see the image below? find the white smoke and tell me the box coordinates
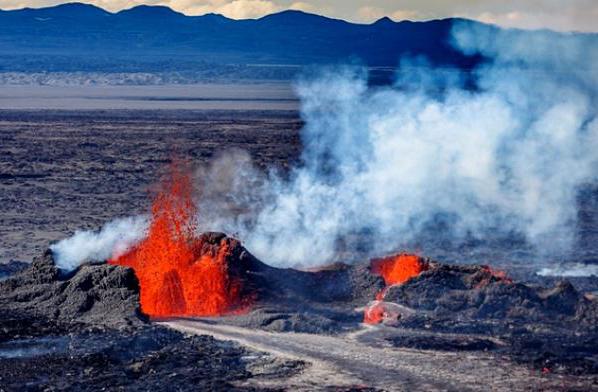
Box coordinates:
[198,22,598,267]
[537,264,598,278]
[51,22,598,270]
[50,216,149,271]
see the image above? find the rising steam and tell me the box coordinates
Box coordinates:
[52,21,598,271]
[50,216,148,270]
[200,22,598,267]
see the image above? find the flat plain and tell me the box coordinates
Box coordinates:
[1,83,596,276]
[0,105,302,264]
[1,84,597,391]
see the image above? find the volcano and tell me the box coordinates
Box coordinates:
[2,230,598,387]
[3,166,597,389]
[92,167,598,343]
[108,165,255,317]
[107,164,383,320]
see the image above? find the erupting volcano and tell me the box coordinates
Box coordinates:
[364,254,429,324]
[371,253,429,300]
[109,165,251,318]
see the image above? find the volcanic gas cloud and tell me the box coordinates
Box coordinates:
[109,166,250,318]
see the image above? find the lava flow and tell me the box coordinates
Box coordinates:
[109,165,249,318]
[474,265,513,288]
[364,253,429,324]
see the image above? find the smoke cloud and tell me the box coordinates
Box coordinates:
[537,263,598,278]
[198,22,598,267]
[52,21,597,271]
[50,216,148,270]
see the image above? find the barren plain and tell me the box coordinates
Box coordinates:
[1,84,597,391]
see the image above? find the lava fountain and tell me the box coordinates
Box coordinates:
[370,254,429,287]
[364,253,429,324]
[109,164,250,318]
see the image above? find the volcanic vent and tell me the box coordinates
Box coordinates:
[109,166,254,318]
[364,254,429,324]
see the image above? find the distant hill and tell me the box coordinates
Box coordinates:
[0,2,483,74]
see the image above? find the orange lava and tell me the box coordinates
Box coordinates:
[363,301,386,324]
[365,253,429,324]
[363,303,384,324]
[363,301,405,324]
[481,265,512,282]
[109,164,248,318]
[474,265,512,288]
[370,254,429,286]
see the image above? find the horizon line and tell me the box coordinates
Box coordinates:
[1,2,594,34]
[0,1,481,26]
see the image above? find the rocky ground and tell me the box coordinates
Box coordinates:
[1,108,597,390]
[0,326,304,392]
[0,249,306,391]
[0,109,301,263]
[171,236,598,379]
[166,320,598,391]
[1,238,597,390]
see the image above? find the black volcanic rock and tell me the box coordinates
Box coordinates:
[378,263,598,374]
[0,249,145,330]
[4,232,597,340]
[383,263,598,331]
[173,233,598,336]
[0,324,304,391]
[186,232,382,333]
[0,260,28,280]
[0,244,305,390]
[0,234,381,336]
[1,234,597,379]
[202,231,384,305]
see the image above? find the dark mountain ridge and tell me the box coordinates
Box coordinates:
[0,2,481,72]
[2,3,595,76]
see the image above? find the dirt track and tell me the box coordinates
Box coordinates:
[163,319,596,391]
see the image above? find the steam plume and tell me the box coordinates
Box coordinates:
[200,22,598,267]
[52,22,597,271]
[50,216,148,270]
[537,264,598,278]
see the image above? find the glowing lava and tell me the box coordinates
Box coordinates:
[370,254,429,286]
[365,253,429,324]
[363,301,393,324]
[363,301,411,324]
[474,265,513,288]
[109,164,249,318]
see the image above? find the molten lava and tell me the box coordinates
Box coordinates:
[365,253,429,324]
[109,165,249,318]
[481,265,511,281]
[363,301,408,324]
[363,301,385,324]
[370,253,429,286]
[474,265,513,288]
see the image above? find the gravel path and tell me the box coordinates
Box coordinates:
[163,319,596,391]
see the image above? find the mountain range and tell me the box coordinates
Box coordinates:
[0,3,483,73]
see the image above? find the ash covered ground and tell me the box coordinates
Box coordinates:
[1,109,598,391]
[0,109,301,263]
[1,109,596,284]
[0,250,306,391]
[2,233,598,390]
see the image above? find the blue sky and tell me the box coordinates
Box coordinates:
[0,0,596,32]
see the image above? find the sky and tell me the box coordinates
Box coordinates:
[0,0,596,32]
